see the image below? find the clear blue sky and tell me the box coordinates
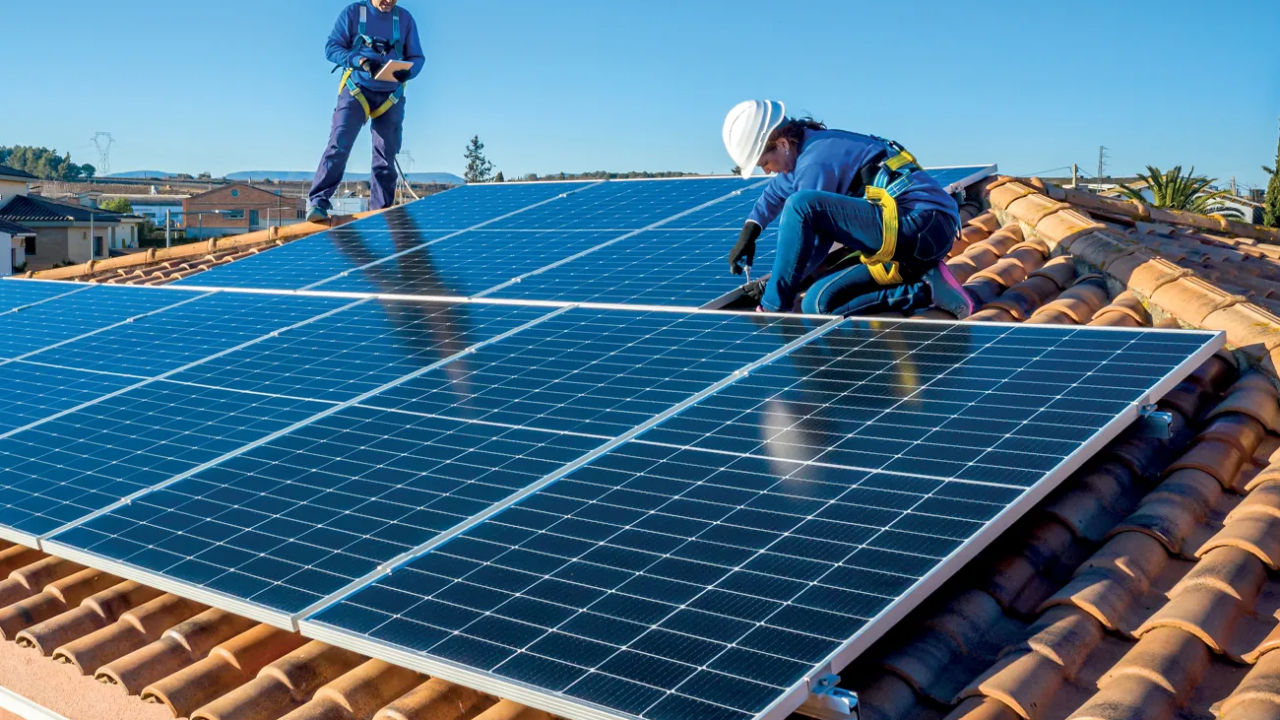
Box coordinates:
[3,0,1277,188]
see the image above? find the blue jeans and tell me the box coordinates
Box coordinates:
[761,189,958,315]
[309,86,406,212]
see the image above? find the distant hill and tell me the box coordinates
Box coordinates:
[108,171,178,179]
[226,170,465,185]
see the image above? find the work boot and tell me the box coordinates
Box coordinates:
[306,205,329,224]
[923,261,974,319]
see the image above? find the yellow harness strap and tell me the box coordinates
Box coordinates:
[339,69,401,121]
[861,186,904,286]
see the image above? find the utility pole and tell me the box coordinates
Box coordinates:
[1097,146,1108,188]
[165,209,172,248]
[1232,176,1238,196]
[1071,163,1079,189]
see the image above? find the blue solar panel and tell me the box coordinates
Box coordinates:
[0,381,329,542]
[0,285,195,360]
[923,165,997,193]
[485,228,778,309]
[304,321,1218,720]
[387,182,595,230]
[177,229,452,291]
[312,230,619,297]
[360,308,823,436]
[483,179,755,231]
[0,362,141,434]
[165,300,553,403]
[51,408,606,616]
[28,292,348,374]
[0,280,87,313]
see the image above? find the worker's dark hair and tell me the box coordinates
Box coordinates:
[764,116,827,154]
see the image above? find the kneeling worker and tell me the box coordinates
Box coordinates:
[307,0,425,223]
[723,100,973,318]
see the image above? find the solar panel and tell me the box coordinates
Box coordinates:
[0,279,89,313]
[481,179,755,231]
[0,362,141,434]
[44,306,830,624]
[0,381,330,544]
[483,228,779,309]
[174,229,453,291]
[0,285,196,360]
[178,182,594,291]
[359,308,824,436]
[28,292,349,374]
[922,165,998,194]
[312,230,621,297]
[164,300,554,403]
[302,320,1220,720]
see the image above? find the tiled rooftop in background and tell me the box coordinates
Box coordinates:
[4,176,1280,720]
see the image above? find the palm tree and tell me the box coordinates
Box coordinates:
[1118,165,1244,219]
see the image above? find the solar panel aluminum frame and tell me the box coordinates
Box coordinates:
[928,163,999,193]
[299,321,1222,720]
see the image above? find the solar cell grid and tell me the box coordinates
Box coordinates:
[178,229,453,291]
[306,321,1220,720]
[51,406,606,617]
[485,228,779,308]
[640,321,1211,486]
[0,362,141,434]
[360,308,825,436]
[388,182,595,230]
[0,381,329,542]
[165,300,554,403]
[28,292,349,374]
[483,179,753,231]
[0,280,87,313]
[313,230,620,297]
[0,285,197,359]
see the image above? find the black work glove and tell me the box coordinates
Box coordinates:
[393,69,412,83]
[729,221,762,275]
[359,57,383,76]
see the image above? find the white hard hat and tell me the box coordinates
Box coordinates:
[723,100,786,179]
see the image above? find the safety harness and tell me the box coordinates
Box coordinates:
[856,138,923,286]
[335,1,406,121]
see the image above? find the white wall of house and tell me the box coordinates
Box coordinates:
[10,235,26,272]
[0,231,11,276]
[0,179,28,204]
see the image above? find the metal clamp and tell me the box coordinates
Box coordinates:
[798,675,858,720]
[1136,403,1174,440]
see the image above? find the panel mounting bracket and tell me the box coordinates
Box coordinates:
[797,674,859,720]
[1136,403,1173,440]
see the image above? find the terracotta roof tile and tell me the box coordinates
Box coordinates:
[54,593,207,676]
[1109,468,1226,557]
[16,581,163,656]
[372,677,490,720]
[190,641,365,720]
[1217,650,1280,719]
[0,568,120,641]
[142,624,308,718]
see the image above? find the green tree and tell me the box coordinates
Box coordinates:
[1118,166,1243,219]
[0,146,95,180]
[99,198,133,214]
[463,135,494,183]
[1264,121,1280,228]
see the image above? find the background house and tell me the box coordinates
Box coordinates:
[101,193,189,228]
[182,183,305,239]
[0,217,37,274]
[0,164,37,204]
[0,194,133,269]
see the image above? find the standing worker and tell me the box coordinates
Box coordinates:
[306,0,425,223]
[723,100,973,318]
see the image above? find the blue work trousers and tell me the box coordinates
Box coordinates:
[761,189,957,316]
[309,86,405,212]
